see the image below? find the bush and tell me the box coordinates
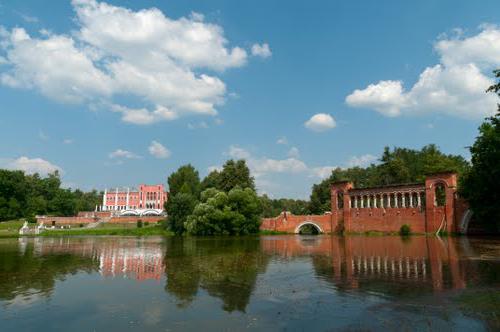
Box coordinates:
[400,224,411,236]
[26,215,37,224]
[79,223,84,228]
[144,221,150,226]
[137,220,143,228]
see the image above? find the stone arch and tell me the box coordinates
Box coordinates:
[141,209,162,216]
[120,210,140,216]
[294,221,324,234]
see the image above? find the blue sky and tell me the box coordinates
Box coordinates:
[0,0,499,198]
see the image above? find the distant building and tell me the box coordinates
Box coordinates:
[98,184,168,213]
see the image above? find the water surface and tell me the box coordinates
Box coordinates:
[0,235,498,331]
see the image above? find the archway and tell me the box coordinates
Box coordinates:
[295,221,323,235]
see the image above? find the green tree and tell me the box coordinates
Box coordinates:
[165,193,198,234]
[200,170,221,191]
[167,164,201,197]
[185,187,261,235]
[217,160,255,192]
[460,69,500,234]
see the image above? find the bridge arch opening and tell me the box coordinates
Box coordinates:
[295,222,323,235]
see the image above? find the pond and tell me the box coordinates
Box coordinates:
[0,235,498,331]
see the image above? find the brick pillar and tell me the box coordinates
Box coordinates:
[425,172,457,233]
[331,181,353,233]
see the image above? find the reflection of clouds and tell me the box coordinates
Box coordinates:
[142,306,163,326]
[5,289,44,307]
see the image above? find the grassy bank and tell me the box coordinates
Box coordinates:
[0,220,24,237]
[40,225,173,237]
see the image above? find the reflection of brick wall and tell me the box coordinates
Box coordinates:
[260,236,466,291]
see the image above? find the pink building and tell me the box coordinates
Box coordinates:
[100,184,168,212]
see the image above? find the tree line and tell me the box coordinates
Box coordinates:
[0,170,101,222]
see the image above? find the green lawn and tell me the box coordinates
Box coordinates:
[0,220,25,237]
[40,224,173,236]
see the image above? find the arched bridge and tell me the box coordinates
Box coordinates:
[261,212,332,234]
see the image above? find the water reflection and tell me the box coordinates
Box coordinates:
[0,235,498,330]
[262,236,470,294]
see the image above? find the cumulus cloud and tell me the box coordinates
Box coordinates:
[252,158,308,175]
[251,43,272,58]
[346,25,500,119]
[227,145,252,159]
[310,166,338,179]
[0,0,269,124]
[6,156,62,175]
[304,113,336,132]
[225,145,330,178]
[148,140,171,159]
[108,149,140,159]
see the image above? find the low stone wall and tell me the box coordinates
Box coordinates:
[37,215,164,226]
[108,216,164,224]
[36,216,96,225]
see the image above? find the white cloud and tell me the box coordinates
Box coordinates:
[346,25,500,119]
[7,156,62,175]
[346,154,378,167]
[251,43,272,58]
[346,80,407,117]
[0,0,269,124]
[110,104,177,125]
[148,140,171,159]
[304,113,336,132]
[108,149,140,159]
[227,145,251,159]
[310,166,337,179]
[288,147,300,158]
[63,138,74,144]
[252,158,308,175]
[276,136,288,145]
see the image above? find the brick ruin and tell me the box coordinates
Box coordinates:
[261,172,472,234]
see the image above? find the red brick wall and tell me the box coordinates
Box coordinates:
[261,213,332,233]
[36,216,96,225]
[108,216,164,223]
[348,207,426,233]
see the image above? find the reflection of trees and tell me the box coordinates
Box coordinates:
[0,241,97,301]
[164,237,269,312]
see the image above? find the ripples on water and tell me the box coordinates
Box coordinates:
[0,235,498,331]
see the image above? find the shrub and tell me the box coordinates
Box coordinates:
[144,221,150,226]
[26,215,37,224]
[79,223,84,228]
[400,224,411,236]
[137,220,143,228]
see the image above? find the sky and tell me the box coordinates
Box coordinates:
[0,0,499,199]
